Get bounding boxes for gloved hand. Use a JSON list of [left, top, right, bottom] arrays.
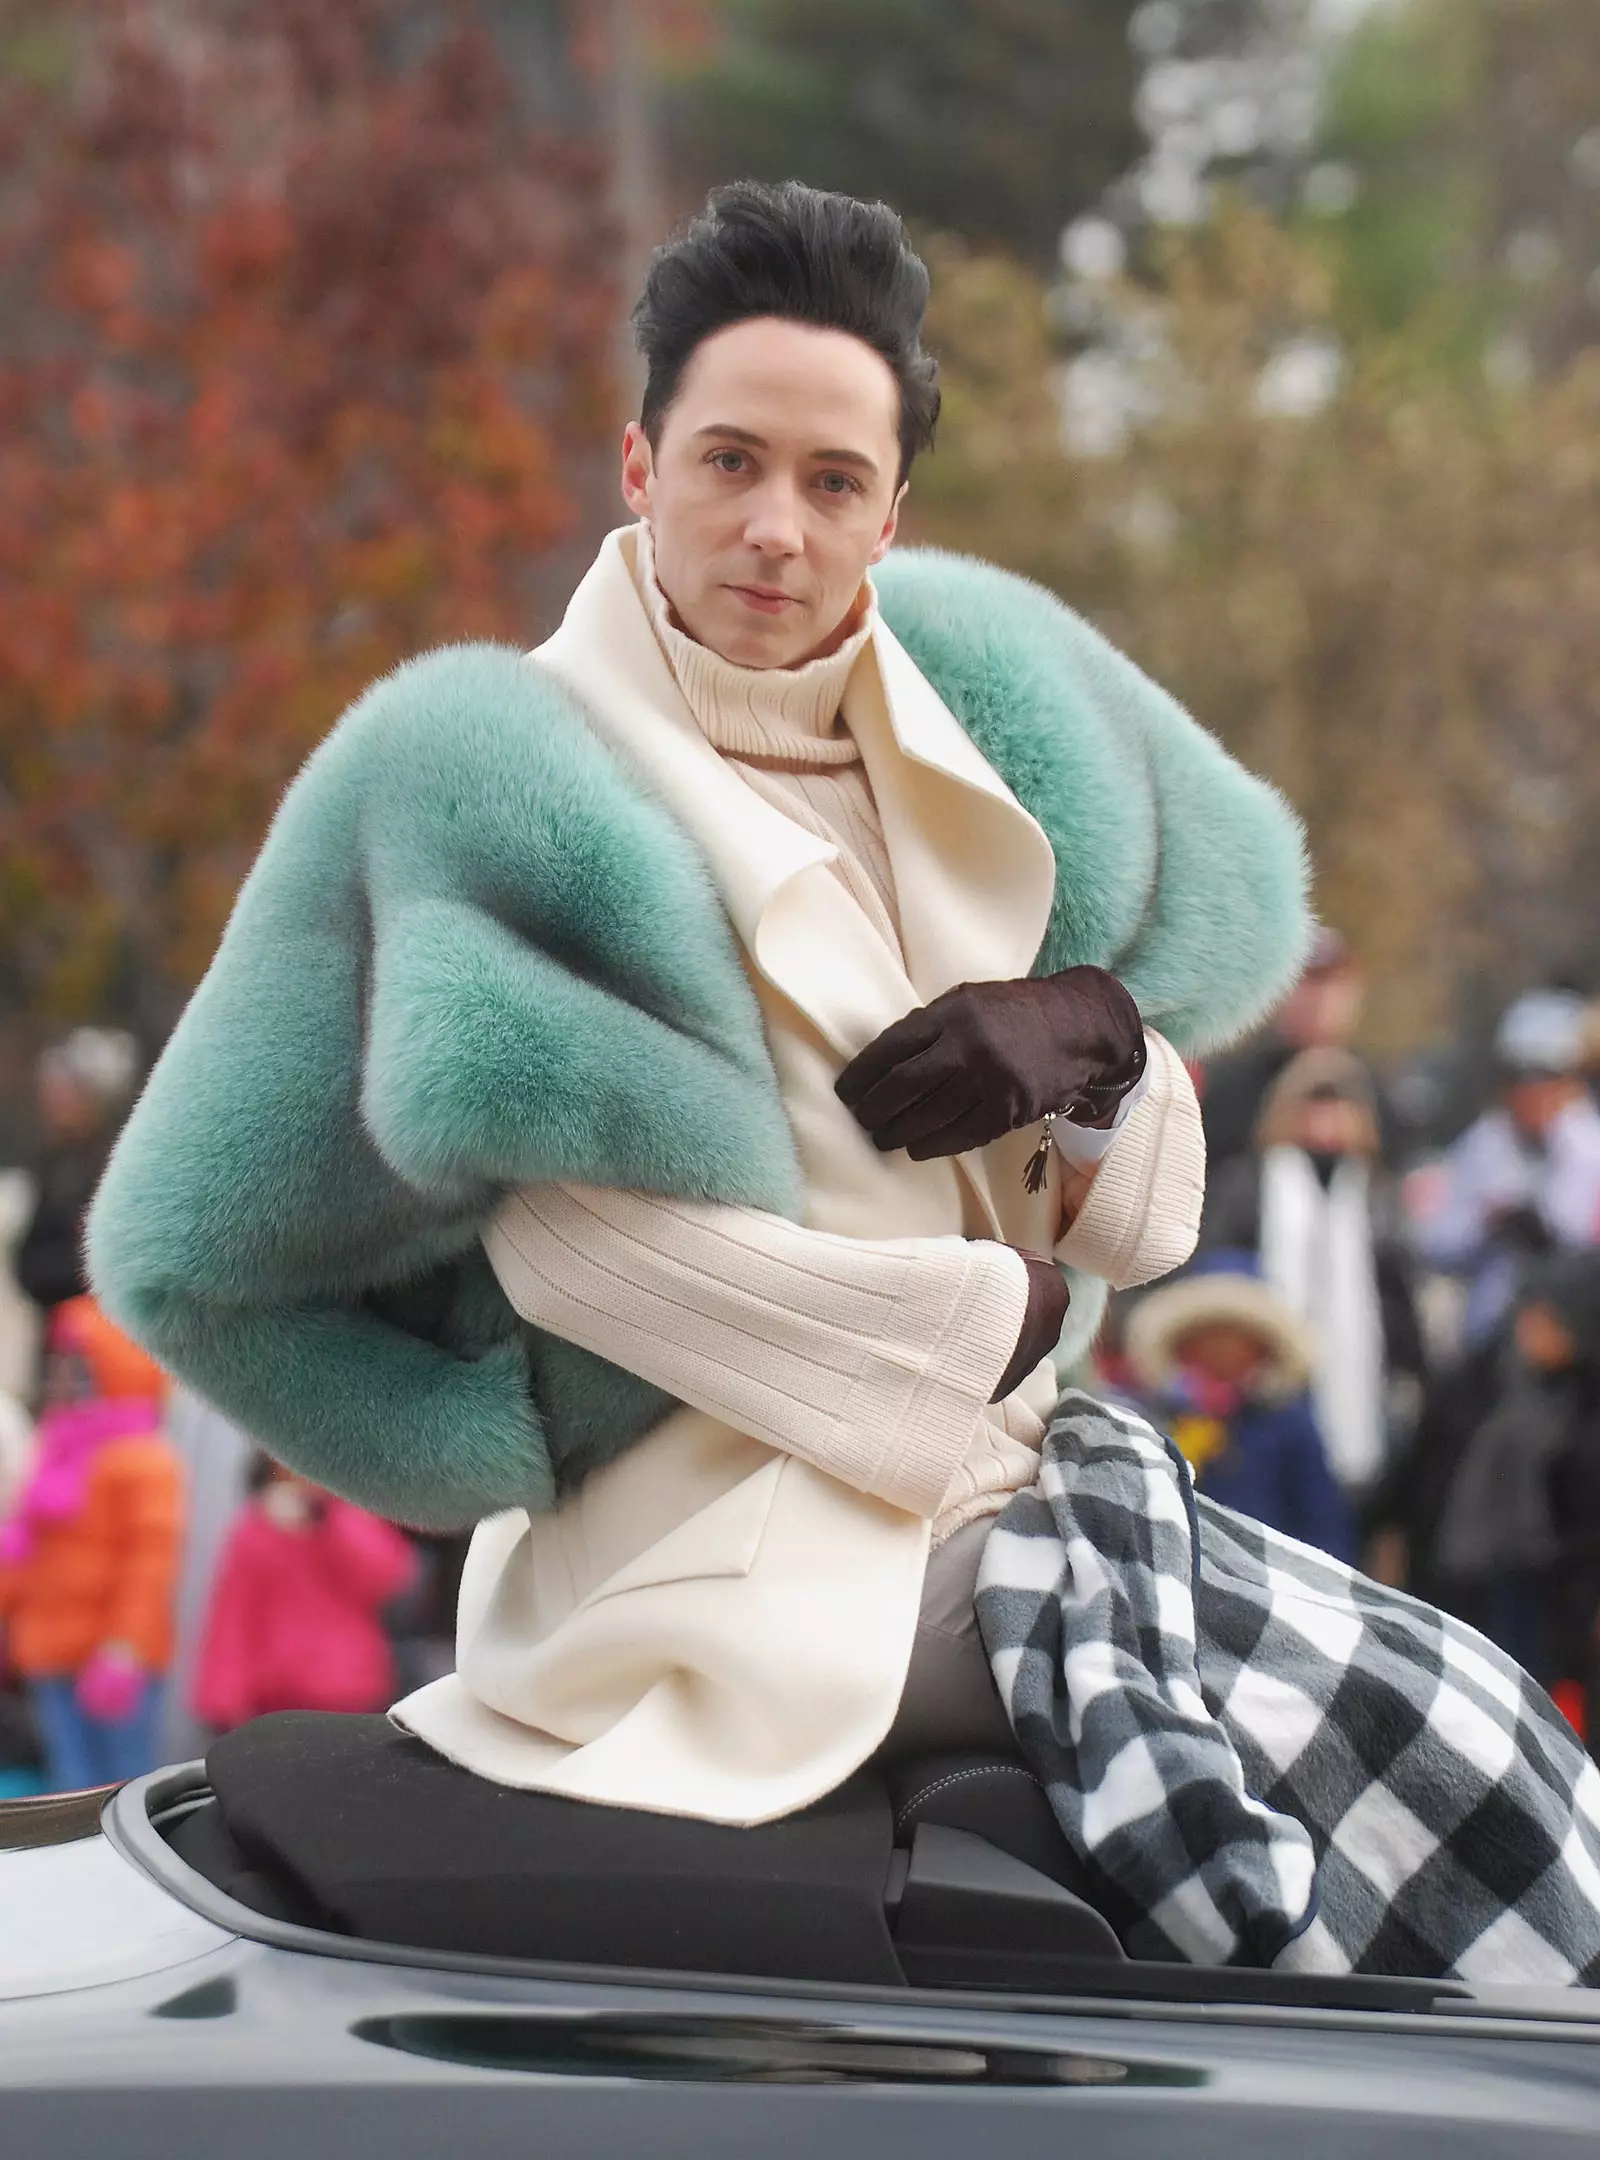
[[836, 966, 1146, 1163], [990, 1252, 1071, 1402], [75, 1642, 146, 1725]]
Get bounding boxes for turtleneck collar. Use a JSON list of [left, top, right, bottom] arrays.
[[633, 522, 876, 768]]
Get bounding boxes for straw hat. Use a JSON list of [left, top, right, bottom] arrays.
[[1125, 1250, 1316, 1403]]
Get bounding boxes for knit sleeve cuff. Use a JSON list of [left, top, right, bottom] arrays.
[[1055, 1031, 1206, 1290], [851, 1240, 1030, 1517]]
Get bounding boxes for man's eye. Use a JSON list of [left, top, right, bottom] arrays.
[[709, 450, 745, 473], [818, 470, 862, 496]]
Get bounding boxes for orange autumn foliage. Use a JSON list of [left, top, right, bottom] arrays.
[[0, 2, 615, 1043]]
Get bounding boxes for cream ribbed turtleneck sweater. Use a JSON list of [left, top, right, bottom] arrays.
[[633, 524, 903, 956]]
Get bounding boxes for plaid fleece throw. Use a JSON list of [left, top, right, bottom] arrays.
[[975, 1390, 1600, 1981]]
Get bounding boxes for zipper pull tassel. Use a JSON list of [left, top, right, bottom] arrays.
[[1022, 1111, 1060, 1195]]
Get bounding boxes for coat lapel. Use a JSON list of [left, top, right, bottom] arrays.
[[850, 619, 1058, 1003], [845, 622, 1058, 1231]]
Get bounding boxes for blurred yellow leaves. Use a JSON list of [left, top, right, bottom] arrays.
[[911, 209, 1600, 1051]]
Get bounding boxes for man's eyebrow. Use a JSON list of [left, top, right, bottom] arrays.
[[692, 423, 769, 448], [810, 446, 881, 474], [692, 422, 880, 475]]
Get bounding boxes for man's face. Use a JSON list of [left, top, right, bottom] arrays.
[[38, 1067, 101, 1143], [621, 316, 905, 669], [1505, 1074, 1581, 1140], [1277, 961, 1364, 1050], [1293, 1094, 1369, 1158]]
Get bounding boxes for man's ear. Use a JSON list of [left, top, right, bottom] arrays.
[[620, 421, 654, 518], [868, 481, 907, 566]]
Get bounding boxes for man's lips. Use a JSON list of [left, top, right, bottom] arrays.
[[728, 584, 800, 616]]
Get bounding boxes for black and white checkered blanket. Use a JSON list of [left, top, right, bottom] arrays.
[[975, 1390, 1600, 1980]]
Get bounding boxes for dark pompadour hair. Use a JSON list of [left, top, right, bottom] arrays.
[[633, 180, 940, 485]]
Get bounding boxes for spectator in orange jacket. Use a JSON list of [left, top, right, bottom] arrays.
[[0, 1297, 182, 1791]]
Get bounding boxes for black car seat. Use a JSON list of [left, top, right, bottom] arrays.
[[162, 1711, 1124, 1986]]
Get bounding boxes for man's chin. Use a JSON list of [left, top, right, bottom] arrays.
[[699, 607, 814, 671]]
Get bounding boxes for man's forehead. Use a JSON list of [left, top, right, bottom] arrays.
[[669, 317, 899, 447]]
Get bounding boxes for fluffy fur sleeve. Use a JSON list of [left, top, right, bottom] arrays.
[[88, 643, 798, 1528]]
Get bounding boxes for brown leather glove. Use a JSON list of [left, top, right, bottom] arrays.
[[835, 965, 1145, 1162], [990, 1251, 1071, 1402]]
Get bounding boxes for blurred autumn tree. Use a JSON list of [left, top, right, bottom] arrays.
[[666, 0, 1144, 266], [908, 210, 1600, 1055], [0, 0, 613, 1087], [1309, 0, 1600, 380]]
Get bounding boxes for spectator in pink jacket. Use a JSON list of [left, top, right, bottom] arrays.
[[193, 1454, 416, 1733]]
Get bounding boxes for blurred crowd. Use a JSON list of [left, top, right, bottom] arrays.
[[0, 1030, 461, 1797], [4, 941, 1600, 1793], [1099, 933, 1600, 1743]]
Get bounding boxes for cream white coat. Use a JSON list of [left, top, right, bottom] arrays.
[[393, 528, 1198, 1821]]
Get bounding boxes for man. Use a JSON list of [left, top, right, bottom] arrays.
[[17, 1028, 140, 1324], [1201, 1048, 1427, 1496], [90, 183, 1309, 1822], [1200, 926, 1372, 1177], [1417, 987, 1600, 1346]]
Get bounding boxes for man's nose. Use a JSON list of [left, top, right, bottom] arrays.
[[742, 476, 805, 557]]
